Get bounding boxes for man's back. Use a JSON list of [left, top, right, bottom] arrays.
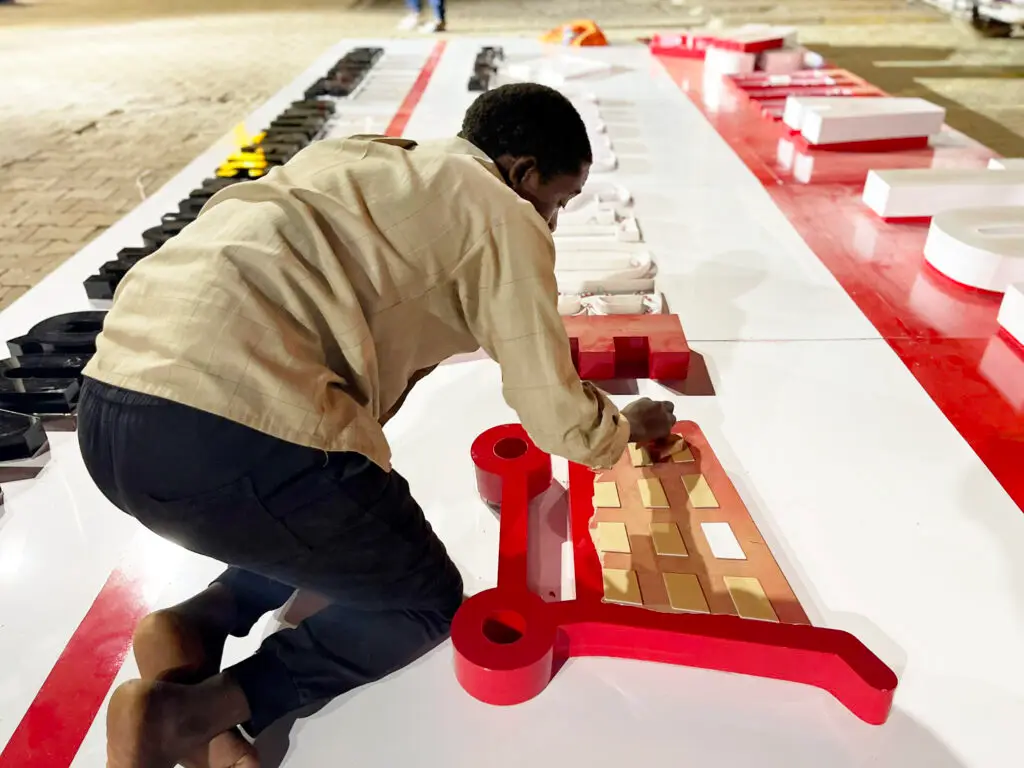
[[85, 135, 554, 468]]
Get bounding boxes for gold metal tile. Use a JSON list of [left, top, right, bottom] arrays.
[[637, 477, 669, 508], [724, 576, 778, 622], [663, 573, 709, 613], [628, 443, 652, 467], [650, 522, 687, 556], [603, 568, 643, 606], [682, 474, 719, 508], [596, 521, 631, 553], [593, 481, 621, 509]]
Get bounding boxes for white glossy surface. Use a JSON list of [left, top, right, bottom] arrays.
[[2, 38, 1023, 768], [863, 167, 1024, 219], [924, 207, 1024, 292], [998, 282, 1024, 345]]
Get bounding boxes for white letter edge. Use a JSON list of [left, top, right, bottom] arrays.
[[923, 207, 1024, 293], [998, 283, 1024, 347]]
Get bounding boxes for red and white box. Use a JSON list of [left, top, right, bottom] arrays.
[[650, 24, 795, 58]]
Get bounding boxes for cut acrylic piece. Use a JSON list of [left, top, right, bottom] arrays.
[[554, 249, 657, 295], [582, 294, 646, 315], [596, 521, 631, 553], [553, 216, 641, 243], [590, 153, 618, 173], [558, 203, 619, 226], [724, 576, 779, 622], [663, 573, 710, 613], [563, 181, 632, 214], [650, 522, 688, 556], [628, 443, 651, 467], [683, 474, 719, 508], [638, 477, 670, 508], [557, 294, 585, 316], [593, 480, 621, 508], [505, 55, 613, 88], [701, 522, 746, 560], [603, 568, 643, 605]]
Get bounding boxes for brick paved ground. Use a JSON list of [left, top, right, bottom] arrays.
[[1, 0, 1023, 309]]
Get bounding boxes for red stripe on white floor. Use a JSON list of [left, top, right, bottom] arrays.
[[0, 567, 148, 768], [386, 41, 446, 137]]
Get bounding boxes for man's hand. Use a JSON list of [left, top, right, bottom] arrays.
[[621, 397, 676, 444]]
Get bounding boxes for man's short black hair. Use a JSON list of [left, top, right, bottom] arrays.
[[459, 82, 592, 179]]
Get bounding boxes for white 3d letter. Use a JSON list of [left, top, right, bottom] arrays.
[[924, 207, 1024, 293]]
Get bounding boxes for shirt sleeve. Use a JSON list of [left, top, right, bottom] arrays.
[[456, 210, 630, 469]]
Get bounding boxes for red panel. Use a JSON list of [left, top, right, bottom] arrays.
[[655, 55, 1024, 511], [451, 423, 899, 724], [561, 314, 691, 381], [0, 569, 149, 768], [793, 134, 931, 153]]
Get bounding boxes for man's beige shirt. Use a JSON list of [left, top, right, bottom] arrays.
[[85, 136, 629, 471]]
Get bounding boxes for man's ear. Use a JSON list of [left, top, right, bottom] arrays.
[[507, 156, 540, 189]]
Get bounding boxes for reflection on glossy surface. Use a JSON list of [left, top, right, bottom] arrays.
[[659, 55, 1024, 510]]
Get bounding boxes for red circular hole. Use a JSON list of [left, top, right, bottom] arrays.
[[482, 609, 526, 645], [493, 436, 528, 460]]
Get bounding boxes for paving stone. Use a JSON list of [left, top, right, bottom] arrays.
[[0, 0, 1022, 310]]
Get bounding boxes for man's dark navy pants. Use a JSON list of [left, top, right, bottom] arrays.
[[77, 377, 464, 736]]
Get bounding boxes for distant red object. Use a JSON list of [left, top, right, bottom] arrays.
[[649, 30, 787, 59], [453, 423, 899, 723], [562, 314, 690, 381]]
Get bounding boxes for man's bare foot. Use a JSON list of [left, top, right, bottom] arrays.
[[107, 677, 253, 768], [132, 594, 257, 768]]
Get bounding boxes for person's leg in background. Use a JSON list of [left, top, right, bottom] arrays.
[[77, 379, 464, 768], [399, 0, 424, 30], [420, 0, 446, 32]]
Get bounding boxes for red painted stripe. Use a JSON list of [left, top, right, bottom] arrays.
[[0, 568, 148, 767], [658, 55, 1024, 510], [0, 43, 448, 767], [385, 40, 447, 137]]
